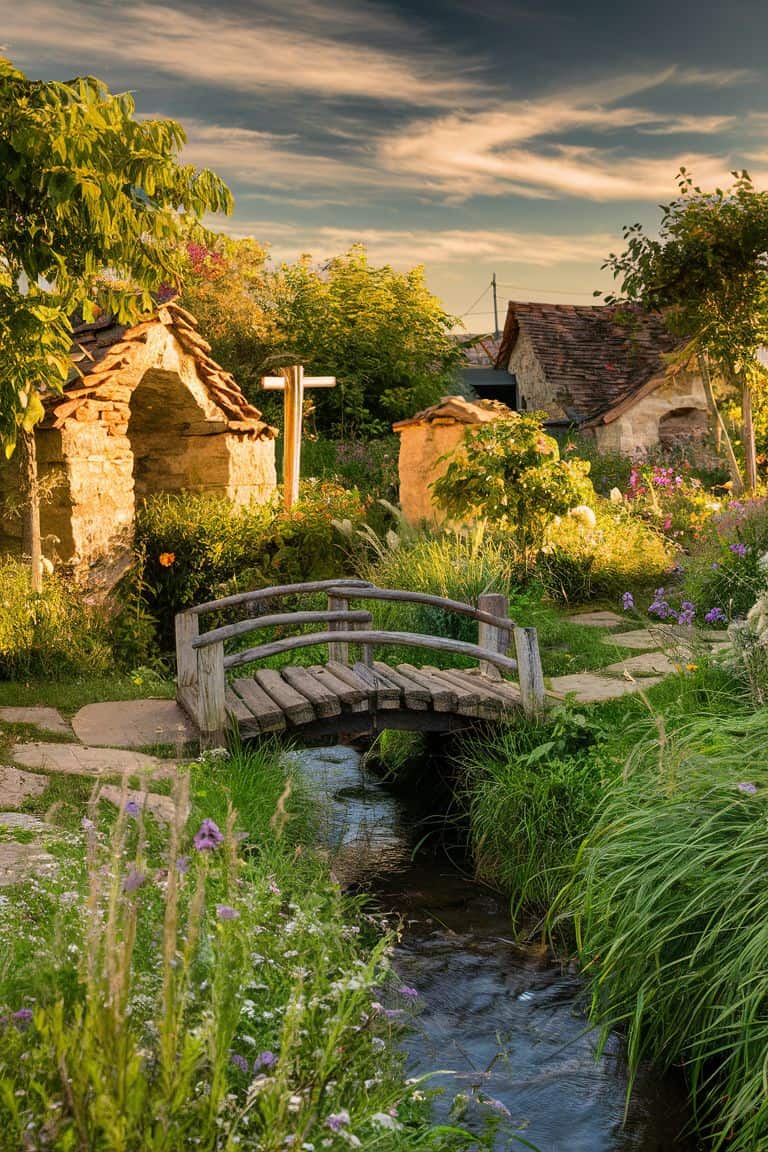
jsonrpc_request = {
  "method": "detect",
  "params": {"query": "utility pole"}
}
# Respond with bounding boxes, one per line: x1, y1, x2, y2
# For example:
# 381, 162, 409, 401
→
491, 272, 499, 338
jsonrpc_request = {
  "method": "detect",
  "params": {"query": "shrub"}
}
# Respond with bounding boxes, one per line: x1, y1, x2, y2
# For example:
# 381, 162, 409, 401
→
681, 497, 768, 620
564, 707, 768, 1152
298, 436, 400, 499
0, 557, 113, 678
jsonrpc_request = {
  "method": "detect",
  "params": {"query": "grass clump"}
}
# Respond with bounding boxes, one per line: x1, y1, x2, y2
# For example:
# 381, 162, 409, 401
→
562, 705, 768, 1152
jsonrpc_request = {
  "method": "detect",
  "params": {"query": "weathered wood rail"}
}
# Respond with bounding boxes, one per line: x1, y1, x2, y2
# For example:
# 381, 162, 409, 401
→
175, 578, 545, 744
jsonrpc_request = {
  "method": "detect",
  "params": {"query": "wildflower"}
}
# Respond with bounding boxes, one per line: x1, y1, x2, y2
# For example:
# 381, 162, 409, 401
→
158, 552, 176, 567
12, 1008, 33, 1025
125, 800, 140, 818
175, 855, 190, 873
730, 542, 747, 557
370, 1113, 402, 1131
254, 1051, 276, 1069
622, 591, 634, 611
705, 607, 727, 625
326, 1111, 351, 1132
123, 868, 146, 893
677, 601, 696, 627
81, 817, 94, 831
686, 663, 698, 672
648, 589, 675, 620
230, 1052, 249, 1073
216, 904, 239, 921
738, 782, 758, 795
193, 818, 224, 851
569, 504, 597, 529
399, 985, 419, 999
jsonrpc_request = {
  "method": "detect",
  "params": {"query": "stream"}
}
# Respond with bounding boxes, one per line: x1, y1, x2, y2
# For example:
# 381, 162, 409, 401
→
294, 745, 697, 1152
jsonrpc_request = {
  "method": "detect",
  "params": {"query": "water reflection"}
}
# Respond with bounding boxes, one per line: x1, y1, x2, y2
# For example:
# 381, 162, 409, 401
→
293, 746, 697, 1152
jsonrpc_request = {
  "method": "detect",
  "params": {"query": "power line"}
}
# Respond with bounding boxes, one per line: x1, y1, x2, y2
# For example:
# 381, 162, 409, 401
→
495, 282, 599, 298
459, 282, 491, 319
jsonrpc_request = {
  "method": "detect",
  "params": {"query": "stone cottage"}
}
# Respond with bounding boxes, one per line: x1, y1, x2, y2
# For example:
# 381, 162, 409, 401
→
393, 395, 512, 525
0, 301, 277, 571
494, 301, 709, 453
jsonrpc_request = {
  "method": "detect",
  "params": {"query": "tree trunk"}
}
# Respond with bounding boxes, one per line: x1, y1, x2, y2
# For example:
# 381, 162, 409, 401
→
742, 378, 758, 492
20, 429, 42, 593
696, 352, 743, 492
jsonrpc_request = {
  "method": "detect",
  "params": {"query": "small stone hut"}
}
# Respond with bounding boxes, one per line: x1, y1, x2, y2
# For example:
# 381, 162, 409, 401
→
393, 396, 512, 526
0, 301, 277, 571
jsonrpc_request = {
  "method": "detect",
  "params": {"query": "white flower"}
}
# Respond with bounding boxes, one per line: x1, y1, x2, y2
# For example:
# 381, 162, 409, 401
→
568, 504, 597, 530
369, 1112, 402, 1131
609, 487, 623, 504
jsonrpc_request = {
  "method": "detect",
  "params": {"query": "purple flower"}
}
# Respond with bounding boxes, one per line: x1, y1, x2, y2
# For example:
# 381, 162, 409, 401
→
738, 782, 758, 795
648, 593, 675, 620
230, 1052, 249, 1073
193, 818, 224, 852
122, 867, 146, 893
677, 601, 696, 627
399, 985, 419, 1000
175, 856, 190, 873
622, 591, 634, 611
705, 607, 727, 625
11, 1009, 33, 1028
730, 542, 747, 557
125, 800, 141, 818
326, 1110, 351, 1132
254, 1050, 276, 1069
216, 904, 239, 921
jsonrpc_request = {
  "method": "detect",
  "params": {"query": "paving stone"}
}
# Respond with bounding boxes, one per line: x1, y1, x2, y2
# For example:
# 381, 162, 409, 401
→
11, 742, 176, 782
71, 699, 198, 750
603, 652, 680, 678
566, 610, 626, 628
0, 812, 49, 832
602, 628, 661, 650
0, 707, 72, 737
0, 812, 56, 887
98, 785, 180, 825
0, 764, 48, 807
549, 672, 664, 703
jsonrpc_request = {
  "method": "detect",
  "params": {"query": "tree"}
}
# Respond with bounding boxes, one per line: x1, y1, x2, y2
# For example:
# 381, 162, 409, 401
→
604, 169, 768, 491
0, 58, 231, 586
430, 412, 593, 562
182, 241, 461, 438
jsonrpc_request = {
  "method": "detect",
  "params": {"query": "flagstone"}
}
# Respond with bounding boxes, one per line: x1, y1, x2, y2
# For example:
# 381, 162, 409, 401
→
11, 741, 177, 782
0, 764, 48, 808
602, 652, 680, 677
98, 785, 180, 825
548, 672, 664, 703
602, 629, 661, 650
0, 707, 72, 737
71, 699, 198, 750
0, 812, 57, 887
565, 610, 626, 628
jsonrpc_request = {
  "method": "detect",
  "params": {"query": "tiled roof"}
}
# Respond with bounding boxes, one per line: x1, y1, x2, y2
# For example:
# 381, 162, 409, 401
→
393, 394, 514, 430
461, 334, 502, 367
46, 300, 276, 437
495, 301, 682, 421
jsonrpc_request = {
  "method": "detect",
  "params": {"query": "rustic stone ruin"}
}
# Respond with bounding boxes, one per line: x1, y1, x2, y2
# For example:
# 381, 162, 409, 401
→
0, 301, 277, 574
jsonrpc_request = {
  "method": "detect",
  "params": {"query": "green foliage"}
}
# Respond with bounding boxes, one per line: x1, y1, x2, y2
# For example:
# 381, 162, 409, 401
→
681, 497, 768, 619
431, 414, 593, 554
0, 556, 113, 678
0, 56, 231, 447
564, 707, 768, 1152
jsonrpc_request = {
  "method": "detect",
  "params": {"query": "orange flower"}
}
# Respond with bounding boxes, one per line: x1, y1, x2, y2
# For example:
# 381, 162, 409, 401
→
159, 552, 176, 567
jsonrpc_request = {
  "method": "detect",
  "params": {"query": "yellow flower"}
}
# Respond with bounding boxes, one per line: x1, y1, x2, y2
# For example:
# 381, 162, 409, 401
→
159, 552, 176, 567
686, 663, 698, 672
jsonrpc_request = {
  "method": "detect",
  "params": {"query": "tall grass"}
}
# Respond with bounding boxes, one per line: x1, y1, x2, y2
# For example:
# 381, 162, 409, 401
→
562, 705, 768, 1151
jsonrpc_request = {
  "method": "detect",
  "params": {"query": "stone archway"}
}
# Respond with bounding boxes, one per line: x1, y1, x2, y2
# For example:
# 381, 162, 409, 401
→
658, 406, 709, 448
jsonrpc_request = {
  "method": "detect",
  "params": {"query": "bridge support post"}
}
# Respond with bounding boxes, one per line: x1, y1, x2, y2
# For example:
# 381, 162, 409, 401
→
175, 610, 200, 711
328, 593, 350, 665
514, 626, 545, 717
478, 593, 508, 681
197, 639, 227, 746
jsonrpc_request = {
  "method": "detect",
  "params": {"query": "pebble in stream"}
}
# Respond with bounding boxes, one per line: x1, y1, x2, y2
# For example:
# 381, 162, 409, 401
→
292, 746, 697, 1152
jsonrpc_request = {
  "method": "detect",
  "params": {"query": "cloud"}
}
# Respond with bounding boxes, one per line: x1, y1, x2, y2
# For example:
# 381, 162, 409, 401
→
3, 0, 476, 107
211, 218, 617, 269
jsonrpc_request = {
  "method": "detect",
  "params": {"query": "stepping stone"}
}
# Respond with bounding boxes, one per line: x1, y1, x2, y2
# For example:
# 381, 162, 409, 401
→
97, 784, 179, 825
603, 652, 680, 678
0, 764, 48, 808
602, 629, 660, 650
0, 707, 71, 737
71, 700, 198, 750
11, 742, 177, 782
548, 673, 664, 703
0, 812, 56, 887
566, 610, 625, 629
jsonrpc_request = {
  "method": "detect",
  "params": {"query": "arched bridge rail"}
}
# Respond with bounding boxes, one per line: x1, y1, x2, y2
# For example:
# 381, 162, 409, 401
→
175, 578, 545, 744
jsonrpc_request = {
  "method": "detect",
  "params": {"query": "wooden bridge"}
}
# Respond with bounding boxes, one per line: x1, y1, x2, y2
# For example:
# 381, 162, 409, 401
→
175, 579, 545, 744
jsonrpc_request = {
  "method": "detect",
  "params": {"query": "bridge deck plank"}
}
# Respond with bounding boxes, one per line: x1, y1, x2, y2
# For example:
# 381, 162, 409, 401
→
427, 668, 504, 720
253, 669, 316, 726
231, 678, 286, 732
325, 661, 376, 705
396, 664, 457, 712
281, 666, 342, 718
352, 663, 401, 708
372, 661, 430, 710
308, 665, 369, 712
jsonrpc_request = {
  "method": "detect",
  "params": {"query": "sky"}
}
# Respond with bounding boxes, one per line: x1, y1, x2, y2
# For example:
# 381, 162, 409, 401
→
3, 0, 768, 331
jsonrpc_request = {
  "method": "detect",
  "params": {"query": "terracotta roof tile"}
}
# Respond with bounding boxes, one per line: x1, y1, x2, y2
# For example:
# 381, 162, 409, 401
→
393, 394, 514, 430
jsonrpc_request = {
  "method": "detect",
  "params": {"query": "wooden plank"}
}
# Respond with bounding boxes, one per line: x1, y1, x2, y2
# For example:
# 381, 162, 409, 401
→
281, 667, 342, 718
253, 668, 315, 726
352, 662, 401, 709
326, 661, 375, 704
444, 669, 521, 711
396, 664, 457, 712
427, 668, 503, 720
225, 686, 254, 724
422, 666, 482, 718
308, 665, 369, 712
373, 661, 429, 710
231, 678, 286, 733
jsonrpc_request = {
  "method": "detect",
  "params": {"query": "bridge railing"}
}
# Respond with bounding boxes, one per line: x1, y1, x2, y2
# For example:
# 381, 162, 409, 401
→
175, 578, 544, 737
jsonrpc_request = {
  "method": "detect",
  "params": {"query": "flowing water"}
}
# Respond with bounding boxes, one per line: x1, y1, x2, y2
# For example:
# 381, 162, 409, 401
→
295, 745, 697, 1152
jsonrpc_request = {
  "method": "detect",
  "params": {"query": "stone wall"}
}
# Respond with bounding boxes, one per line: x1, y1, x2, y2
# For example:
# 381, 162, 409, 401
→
594, 371, 709, 454
506, 328, 568, 416
397, 420, 467, 525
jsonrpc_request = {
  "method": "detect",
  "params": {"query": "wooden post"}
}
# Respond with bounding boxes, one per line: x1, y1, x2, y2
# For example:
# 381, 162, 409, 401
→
328, 593, 349, 665
175, 610, 200, 712
478, 593, 508, 681
196, 640, 227, 745
262, 366, 336, 511
354, 618, 374, 667
514, 626, 545, 717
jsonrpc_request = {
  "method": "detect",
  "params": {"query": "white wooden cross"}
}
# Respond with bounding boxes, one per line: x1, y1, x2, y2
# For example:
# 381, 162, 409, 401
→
262, 364, 336, 510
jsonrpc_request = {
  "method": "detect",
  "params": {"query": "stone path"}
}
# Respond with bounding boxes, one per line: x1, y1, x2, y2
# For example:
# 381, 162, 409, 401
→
0, 813, 57, 886
0, 706, 72, 737
11, 741, 177, 782
71, 699, 197, 750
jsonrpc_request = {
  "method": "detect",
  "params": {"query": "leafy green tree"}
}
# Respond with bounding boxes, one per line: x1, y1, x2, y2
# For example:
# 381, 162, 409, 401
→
431, 412, 593, 560
182, 241, 461, 438
0, 57, 231, 585
604, 169, 768, 491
